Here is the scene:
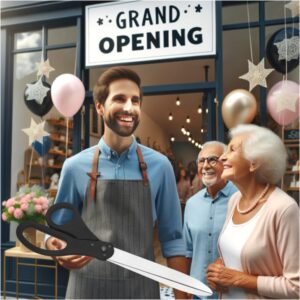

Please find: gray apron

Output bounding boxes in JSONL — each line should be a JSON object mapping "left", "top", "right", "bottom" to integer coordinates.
{"left": 66, "top": 146, "right": 160, "bottom": 299}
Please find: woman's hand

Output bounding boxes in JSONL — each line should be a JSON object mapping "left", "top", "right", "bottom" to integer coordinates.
{"left": 206, "top": 258, "right": 228, "bottom": 293}
{"left": 46, "top": 237, "right": 92, "bottom": 270}
{"left": 206, "top": 258, "right": 257, "bottom": 293}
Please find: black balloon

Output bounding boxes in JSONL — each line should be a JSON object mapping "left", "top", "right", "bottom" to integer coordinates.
{"left": 266, "top": 27, "right": 299, "bottom": 74}
{"left": 24, "top": 79, "right": 53, "bottom": 117}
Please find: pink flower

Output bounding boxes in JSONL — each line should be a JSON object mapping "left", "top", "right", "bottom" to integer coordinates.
{"left": 8, "top": 207, "right": 15, "bottom": 214}
{"left": 21, "top": 203, "right": 29, "bottom": 211}
{"left": 14, "top": 208, "right": 23, "bottom": 219}
{"left": 2, "top": 213, "right": 7, "bottom": 221}
{"left": 6, "top": 198, "right": 15, "bottom": 208}
{"left": 35, "top": 204, "right": 42, "bottom": 213}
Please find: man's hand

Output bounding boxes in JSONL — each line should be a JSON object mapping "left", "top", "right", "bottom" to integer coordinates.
{"left": 46, "top": 237, "right": 92, "bottom": 270}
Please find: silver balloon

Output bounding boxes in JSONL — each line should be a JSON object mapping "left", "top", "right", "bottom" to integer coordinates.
{"left": 222, "top": 89, "right": 257, "bottom": 129}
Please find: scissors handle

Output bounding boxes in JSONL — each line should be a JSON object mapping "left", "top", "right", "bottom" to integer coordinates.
{"left": 16, "top": 221, "right": 114, "bottom": 260}
{"left": 46, "top": 202, "right": 99, "bottom": 241}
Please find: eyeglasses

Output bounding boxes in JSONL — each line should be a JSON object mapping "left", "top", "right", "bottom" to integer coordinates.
{"left": 197, "top": 156, "right": 220, "bottom": 166}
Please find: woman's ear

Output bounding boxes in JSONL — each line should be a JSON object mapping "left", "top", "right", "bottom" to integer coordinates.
{"left": 250, "top": 160, "right": 261, "bottom": 173}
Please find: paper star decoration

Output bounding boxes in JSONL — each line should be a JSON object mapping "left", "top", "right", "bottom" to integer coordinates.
{"left": 36, "top": 58, "right": 55, "bottom": 78}
{"left": 285, "top": 1, "right": 300, "bottom": 18}
{"left": 22, "top": 118, "right": 50, "bottom": 146}
{"left": 239, "top": 58, "right": 274, "bottom": 91}
{"left": 274, "top": 36, "right": 299, "bottom": 61}
{"left": 25, "top": 77, "right": 50, "bottom": 104}
{"left": 272, "top": 87, "right": 299, "bottom": 113}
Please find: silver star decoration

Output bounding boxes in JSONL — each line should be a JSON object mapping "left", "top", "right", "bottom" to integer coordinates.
{"left": 272, "top": 86, "right": 299, "bottom": 113}
{"left": 239, "top": 58, "right": 274, "bottom": 91}
{"left": 274, "top": 36, "right": 299, "bottom": 61}
{"left": 285, "top": 1, "right": 300, "bottom": 18}
{"left": 36, "top": 58, "right": 55, "bottom": 78}
{"left": 22, "top": 118, "right": 50, "bottom": 146}
{"left": 25, "top": 77, "right": 50, "bottom": 105}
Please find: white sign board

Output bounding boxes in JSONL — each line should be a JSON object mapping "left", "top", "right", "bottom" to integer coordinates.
{"left": 85, "top": 1, "right": 216, "bottom": 67}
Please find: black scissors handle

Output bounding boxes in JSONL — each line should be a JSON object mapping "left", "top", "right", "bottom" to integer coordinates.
{"left": 16, "top": 203, "right": 114, "bottom": 260}
{"left": 46, "top": 202, "right": 99, "bottom": 241}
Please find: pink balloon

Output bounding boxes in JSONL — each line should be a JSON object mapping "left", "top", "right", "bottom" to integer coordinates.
{"left": 267, "top": 80, "right": 300, "bottom": 126}
{"left": 51, "top": 74, "right": 85, "bottom": 117}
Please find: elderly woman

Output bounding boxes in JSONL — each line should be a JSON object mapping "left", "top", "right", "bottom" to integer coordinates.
{"left": 206, "top": 124, "right": 299, "bottom": 299}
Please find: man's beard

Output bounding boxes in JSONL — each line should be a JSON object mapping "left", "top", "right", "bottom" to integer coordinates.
{"left": 103, "top": 112, "right": 140, "bottom": 137}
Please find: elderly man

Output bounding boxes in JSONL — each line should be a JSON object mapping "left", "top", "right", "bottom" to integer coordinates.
{"left": 183, "top": 141, "right": 237, "bottom": 299}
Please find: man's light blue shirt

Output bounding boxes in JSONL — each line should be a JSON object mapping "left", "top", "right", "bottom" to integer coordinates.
{"left": 54, "top": 137, "right": 185, "bottom": 257}
{"left": 183, "top": 181, "right": 237, "bottom": 299}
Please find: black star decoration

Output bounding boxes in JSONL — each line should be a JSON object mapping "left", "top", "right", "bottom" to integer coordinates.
{"left": 195, "top": 4, "right": 202, "bottom": 13}
{"left": 97, "top": 18, "right": 103, "bottom": 26}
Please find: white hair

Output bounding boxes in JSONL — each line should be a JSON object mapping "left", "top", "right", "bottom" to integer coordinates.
{"left": 229, "top": 124, "right": 287, "bottom": 184}
{"left": 197, "top": 141, "right": 227, "bottom": 161}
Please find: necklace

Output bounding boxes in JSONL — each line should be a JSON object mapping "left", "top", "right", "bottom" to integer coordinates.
{"left": 237, "top": 183, "right": 270, "bottom": 215}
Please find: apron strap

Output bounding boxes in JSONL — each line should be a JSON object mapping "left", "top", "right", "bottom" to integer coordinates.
{"left": 136, "top": 146, "right": 148, "bottom": 186}
{"left": 87, "top": 147, "right": 100, "bottom": 201}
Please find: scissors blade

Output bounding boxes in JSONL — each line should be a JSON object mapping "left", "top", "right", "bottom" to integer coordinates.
{"left": 107, "top": 248, "right": 212, "bottom": 297}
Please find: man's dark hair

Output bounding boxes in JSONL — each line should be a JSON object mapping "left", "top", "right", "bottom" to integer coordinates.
{"left": 93, "top": 67, "right": 142, "bottom": 105}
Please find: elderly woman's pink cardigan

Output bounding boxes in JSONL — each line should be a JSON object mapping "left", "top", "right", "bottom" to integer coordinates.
{"left": 218, "top": 187, "right": 299, "bottom": 299}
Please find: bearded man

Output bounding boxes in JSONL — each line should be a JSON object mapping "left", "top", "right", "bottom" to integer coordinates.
{"left": 183, "top": 141, "right": 237, "bottom": 299}
{"left": 46, "top": 67, "right": 188, "bottom": 299}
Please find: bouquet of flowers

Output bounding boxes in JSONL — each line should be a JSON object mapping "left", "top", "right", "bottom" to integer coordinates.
{"left": 2, "top": 185, "right": 50, "bottom": 224}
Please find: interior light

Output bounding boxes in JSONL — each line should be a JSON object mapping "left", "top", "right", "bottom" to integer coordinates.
{"left": 168, "top": 113, "right": 173, "bottom": 121}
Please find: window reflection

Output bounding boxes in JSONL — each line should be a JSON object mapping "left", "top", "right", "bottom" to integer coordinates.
{"left": 14, "top": 31, "right": 42, "bottom": 50}
{"left": 14, "top": 52, "right": 42, "bottom": 80}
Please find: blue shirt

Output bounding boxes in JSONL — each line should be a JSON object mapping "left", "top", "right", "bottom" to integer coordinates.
{"left": 183, "top": 181, "right": 237, "bottom": 299}
{"left": 54, "top": 137, "right": 185, "bottom": 257}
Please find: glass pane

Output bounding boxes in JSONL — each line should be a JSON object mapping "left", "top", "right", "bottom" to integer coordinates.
{"left": 223, "top": 28, "right": 260, "bottom": 98}
{"left": 14, "top": 31, "right": 42, "bottom": 50}
{"left": 47, "top": 48, "right": 76, "bottom": 83}
{"left": 48, "top": 26, "right": 77, "bottom": 45}
{"left": 222, "top": 3, "right": 258, "bottom": 25}
{"left": 89, "top": 59, "right": 215, "bottom": 89}
{"left": 265, "top": 1, "right": 287, "bottom": 20}
{"left": 14, "top": 52, "right": 42, "bottom": 80}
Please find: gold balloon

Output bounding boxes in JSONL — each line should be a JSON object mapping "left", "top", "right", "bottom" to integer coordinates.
{"left": 222, "top": 89, "right": 257, "bottom": 129}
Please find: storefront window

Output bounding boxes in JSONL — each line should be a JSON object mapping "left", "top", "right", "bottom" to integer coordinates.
{"left": 14, "top": 30, "right": 42, "bottom": 50}
{"left": 10, "top": 26, "right": 77, "bottom": 241}
{"left": 222, "top": 3, "right": 258, "bottom": 25}
{"left": 48, "top": 26, "right": 77, "bottom": 45}
{"left": 265, "top": 1, "right": 287, "bottom": 20}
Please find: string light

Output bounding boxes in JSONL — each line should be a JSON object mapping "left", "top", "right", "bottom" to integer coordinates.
{"left": 170, "top": 136, "right": 175, "bottom": 142}
{"left": 176, "top": 96, "right": 181, "bottom": 106}
{"left": 197, "top": 105, "right": 202, "bottom": 114}
{"left": 168, "top": 113, "right": 173, "bottom": 121}
{"left": 188, "top": 137, "right": 192, "bottom": 141}
{"left": 186, "top": 115, "right": 191, "bottom": 123}
{"left": 206, "top": 108, "right": 209, "bottom": 114}
{"left": 201, "top": 128, "right": 204, "bottom": 133}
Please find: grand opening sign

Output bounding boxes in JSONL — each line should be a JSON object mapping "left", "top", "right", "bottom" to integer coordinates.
{"left": 85, "top": 1, "right": 216, "bottom": 67}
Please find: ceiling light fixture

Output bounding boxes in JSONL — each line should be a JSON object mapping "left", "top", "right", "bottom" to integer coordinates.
{"left": 170, "top": 136, "right": 175, "bottom": 142}
{"left": 176, "top": 96, "right": 181, "bottom": 106}
{"left": 186, "top": 115, "right": 191, "bottom": 123}
{"left": 168, "top": 113, "right": 173, "bottom": 121}
{"left": 206, "top": 108, "right": 209, "bottom": 114}
{"left": 197, "top": 105, "right": 202, "bottom": 114}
